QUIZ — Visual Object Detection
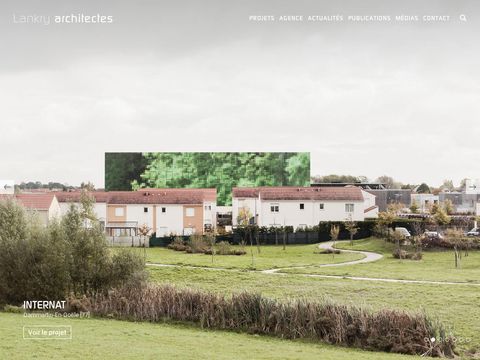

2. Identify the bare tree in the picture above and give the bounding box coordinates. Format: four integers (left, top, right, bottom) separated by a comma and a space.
330, 224, 340, 259
445, 228, 465, 268
137, 223, 151, 262
205, 230, 217, 263
344, 215, 358, 246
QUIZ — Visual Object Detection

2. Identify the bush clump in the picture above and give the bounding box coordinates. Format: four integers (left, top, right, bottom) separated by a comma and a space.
0, 195, 146, 306
392, 249, 423, 260
212, 241, 246, 256
421, 235, 479, 250
216, 241, 231, 255
167, 236, 187, 251
186, 234, 209, 253
91, 284, 456, 358
315, 248, 341, 255
170, 237, 246, 256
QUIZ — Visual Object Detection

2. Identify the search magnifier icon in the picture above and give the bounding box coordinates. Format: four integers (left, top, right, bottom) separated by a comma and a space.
459, 14, 467, 21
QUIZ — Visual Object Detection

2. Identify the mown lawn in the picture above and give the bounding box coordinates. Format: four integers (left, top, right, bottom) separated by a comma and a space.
133, 244, 364, 270
0, 312, 415, 360
148, 266, 480, 355
282, 238, 480, 283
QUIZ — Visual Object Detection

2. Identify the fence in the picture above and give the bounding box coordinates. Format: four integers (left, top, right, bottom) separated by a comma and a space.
107, 236, 149, 247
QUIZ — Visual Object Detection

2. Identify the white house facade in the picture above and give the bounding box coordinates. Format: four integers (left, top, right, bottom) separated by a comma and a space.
410, 193, 439, 213
232, 186, 377, 229
14, 193, 61, 226
56, 188, 217, 236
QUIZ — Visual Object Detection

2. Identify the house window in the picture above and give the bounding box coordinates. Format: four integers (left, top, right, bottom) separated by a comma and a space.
144, 207, 148, 213
299, 203, 305, 210
162, 207, 166, 213
270, 204, 279, 213
205, 205, 211, 211
183, 227, 194, 235
345, 204, 354, 213
114, 207, 124, 217
186, 207, 195, 217
319, 203, 325, 210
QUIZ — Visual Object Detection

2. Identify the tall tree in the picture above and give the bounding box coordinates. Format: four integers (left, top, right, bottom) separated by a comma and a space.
127, 152, 310, 205
312, 174, 363, 184
105, 153, 147, 191
375, 175, 402, 189
416, 183, 431, 194
440, 180, 455, 192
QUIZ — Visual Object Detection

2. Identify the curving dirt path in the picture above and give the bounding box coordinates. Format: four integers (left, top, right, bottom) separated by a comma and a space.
146, 243, 480, 287
261, 241, 383, 274
319, 241, 383, 265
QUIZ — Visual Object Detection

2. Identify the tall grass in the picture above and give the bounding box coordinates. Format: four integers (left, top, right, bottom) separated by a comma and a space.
91, 284, 455, 357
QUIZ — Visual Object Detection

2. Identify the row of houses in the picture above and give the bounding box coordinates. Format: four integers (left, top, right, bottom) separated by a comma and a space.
7, 182, 480, 237
4, 186, 379, 236
313, 180, 480, 214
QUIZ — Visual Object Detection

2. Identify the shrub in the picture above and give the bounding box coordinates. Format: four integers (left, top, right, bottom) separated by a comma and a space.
392, 249, 423, 260
217, 241, 231, 255
66, 294, 92, 313
232, 249, 247, 256
203, 242, 246, 256
91, 284, 456, 357
0, 196, 146, 306
3, 305, 23, 314
167, 236, 187, 251
186, 234, 208, 253
316, 248, 341, 255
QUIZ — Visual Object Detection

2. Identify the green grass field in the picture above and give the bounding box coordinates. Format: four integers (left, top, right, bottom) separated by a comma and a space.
0, 312, 416, 360
282, 238, 480, 283
138, 244, 365, 270
5, 238, 479, 359
147, 266, 480, 353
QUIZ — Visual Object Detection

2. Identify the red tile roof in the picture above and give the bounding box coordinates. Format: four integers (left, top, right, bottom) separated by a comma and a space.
54, 191, 110, 203
233, 186, 364, 201
54, 189, 217, 205
14, 193, 56, 210
232, 187, 260, 198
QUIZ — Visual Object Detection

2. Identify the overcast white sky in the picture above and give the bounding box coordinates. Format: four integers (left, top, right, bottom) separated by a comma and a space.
0, 0, 479, 188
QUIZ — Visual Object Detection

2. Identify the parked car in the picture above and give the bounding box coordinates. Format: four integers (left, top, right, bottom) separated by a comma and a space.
395, 227, 411, 239
423, 231, 444, 240
466, 227, 480, 236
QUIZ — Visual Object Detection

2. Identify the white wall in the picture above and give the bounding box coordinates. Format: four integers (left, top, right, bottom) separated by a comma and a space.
361, 190, 376, 209
361, 190, 378, 219
59, 202, 107, 222
258, 200, 365, 228
155, 204, 184, 236
48, 196, 62, 221
232, 197, 259, 226
94, 203, 107, 222
126, 204, 155, 229
410, 194, 439, 212
203, 201, 217, 229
